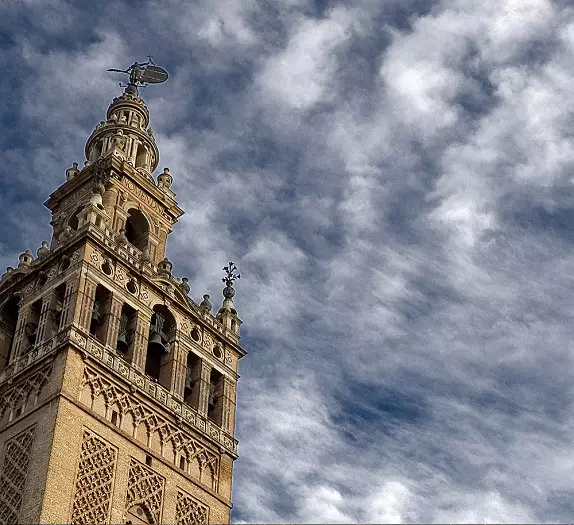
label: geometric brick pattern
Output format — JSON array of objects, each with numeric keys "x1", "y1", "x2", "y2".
[
  {"x1": 126, "y1": 458, "x2": 165, "y2": 524},
  {"x1": 176, "y1": 489, "x2": 209, "y2": 525},
  {"x1": 0, "y1": 426, "x2": 35, "y2": 524},
  {"x1": 71, "y1": 430, "x2": 117, "y2": 525}
]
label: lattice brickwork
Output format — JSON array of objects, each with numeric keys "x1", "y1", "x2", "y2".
[
  {"x1": 176, "y1": 489, "x2": 209, "y2": 525},
  {"x1": 0, "y1": 426, "x2": 35, "y2": 524},
  {"x1": 71, "y1": 430, "x2": 117, "y2": 525},
  {"x1": 126, "y1": 458, "x2": 165, "y2": 524}
]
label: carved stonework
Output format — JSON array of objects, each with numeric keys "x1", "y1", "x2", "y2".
[
  {"x1": 126, "y1": 459, "x2": 165, "y2": 524},
  {"x1": 175, "y1": 489, "x2": 209, "y2": 525},
  {"x1": 71, "y1": 430, "x2": 117, "y2": 525},
  {"x1": 0, "y1": 426, "x2": 35, "y2": 524},
  {"x1": 80, "y1": 367, "x2": 220, "y2": 488},
  {"x1": 0, "y1": 364, "x2": 53, "y2": 421}
]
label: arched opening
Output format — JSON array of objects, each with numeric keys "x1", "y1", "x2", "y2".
[
  {"x1": 90, "y1": 285, "x2": 112, "y2": 344},
  {"x1": 184, "y1": 352, "x2": 201, "y2": 409},
  {"x1": 125, "y1": 209, "x2": 149, "y2": 252},
  {"x1": 135, "y1": 143, "x2": 148, "y2": 169},
  {"x1": 68, "y1": 205, "x2": 84, "y2": 232},
  {"x1": 0, "y1": 296, "x2": 19, "y2": 371},
  {"x1": 47, "y1": 283, "x2": 66, "y2": 338},
  {"x1": 126, "y1": 504, "x2": 153, "y2": 524},
  {"x1": 89, "y1": 140, "x2": 103, "y2": 163},
  {"x1": 207, "y1": 368, "x2": 223, "y2": 425},
  {"x1": 23, "y1": 299, "x2": 42, "y2": 353},
  {"x1": 117, "y1": 303, "x2": 137, "y2": 360},
  {"x1": 145, "y1": 305, "x2": 176, "y2": 388}
]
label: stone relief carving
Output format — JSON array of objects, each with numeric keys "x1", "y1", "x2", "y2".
[
  {"x1": 80, "y1": 367, "x2": 220, "y2": 489},
  {"x1": 126, "y1": 459, "x2": 165, "y2": 525},
  {"x1": 175, "y1": 489, "x2": 209, "y2": 525},
  {"x1": 71, "y1": 430, "x2": 117, "y2": 525},
  {"x1": 0, "y1": 426, "x2": 35, "y2": 524},
  {"x1": 0, "y1": 364, "x2": 53, "y2": 421}
]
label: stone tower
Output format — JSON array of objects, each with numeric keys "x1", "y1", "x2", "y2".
[{"x1": 0, "y1": 80, "x2": 246, "y2": 524}]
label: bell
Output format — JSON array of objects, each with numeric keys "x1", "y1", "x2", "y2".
[
  {"x1": 117, "y1": 329, "x2": 129, "y2": 353},
  {"x1": 148, "y1": 331, "x2": 167, "y2": 354},
  {"x1": 91, "y1": 301, "x2": 103, "y2": 325}
]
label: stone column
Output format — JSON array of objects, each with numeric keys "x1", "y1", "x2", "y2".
[
  {"x1": 102, "y1": 185, "x2": 118, "y2": 219},
  {"x1": 35, "y1": 296, "x2": 51, "y2": 345},
  {"x1": 197, "y1": 361, "x2": 212, "y2": 416},
  {"x1": 131, "y1": 310, "x2": 151, "y2": 371},
  {"x1": 184, "y1": 356, "x2": 202, "y2": 410},
  {"x1": 104, "y1": 296, "x2": 123, "y2": 350},
  {"x1": 58, "y1": 281, "x2": 76, "y2": 331},
  {"x1": 220, "y1": 377, "x2": 237, "y2": 435},
  {"x1": 162, "y1": 339, "x2": 187, "y2": 400},
  {"x1": 76, "y1": 278, "x2": 98, "y2": 333},
  {"x1": 11, "y1": 306, "x2": 29, "y2": 360}
]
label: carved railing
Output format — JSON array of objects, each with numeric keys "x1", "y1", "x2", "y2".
[
  {"x1": 0, "y1": 332, "x2": 62, "y2": 386},
  {"x1": 0, "y1": 326, "x2": 238, "y2": 456}
]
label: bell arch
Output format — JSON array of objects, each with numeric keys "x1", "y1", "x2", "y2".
[
  {"x1": 125, "y1": 208, "x2": 150, "y2": 252},
  {"x1": 145, "y1": 305, "x2": 177, "y2": 388},
  {"x1": 0, "y1": 295, "x2": 19, "y2": 372}
]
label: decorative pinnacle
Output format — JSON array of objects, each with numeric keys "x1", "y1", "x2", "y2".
[{"x1": 222, "y1": 262, "x2": 240, "y2": 288}]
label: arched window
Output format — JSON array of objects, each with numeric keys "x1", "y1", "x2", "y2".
[
  {"x1": 135, "y1": 144, "x2": 148, "y2": 169},
  {"x1": 68, "y1": 205, "x2": 84, "y2": 232},
  {"x1": 125, "y1": 209, "x2": 149, "y2": 252},
  {"x1": 184, "y1": 352, "x2": 201, "y2": 408},
  {"x1": 47, "y1": 283, "x2": 66, "y2": 338},
  {"x1": 23, "y1": 299, "x2": 42, "y2": 353},
  {"x1": 0, "y1": 296, "x2": 19, "y2": 372},
  {"x1": 145, "y1": 305, "x2": 176, "y2": 388},
  {"x1": 90, "y1": 285, "x2": 112, "y2": 344},
  {"x1": 117, "y1": 303, "x2": 137, "y2": 360},
  {"x1": 126, "y1": 504, "x2": 153, "y2": 524},
  {"x1": 89, "y1": 140, "x2": 103, "y2": 163},
  {"x1": 207, "y1": 368, "x2": 223, "y2": 425}
]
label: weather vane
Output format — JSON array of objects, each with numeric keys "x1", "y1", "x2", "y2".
[
  {"x1": 222, "y1": 262, "x2": 241, "y2": 287},
  {"x1": 107, "y1": 56, "x2": 168, "y2": 94}
]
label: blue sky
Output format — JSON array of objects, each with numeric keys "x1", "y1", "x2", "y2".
[{"x1": 2, "y1": 0, "x2": 574, "y2": 522}]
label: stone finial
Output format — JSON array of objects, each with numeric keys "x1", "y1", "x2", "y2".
[
  {"x1": 66, "y1": 162, "x2": 80, "y2": 181},
  {"x1": 115, "y1": 228, "x2": 128, "y2": 246},
  {"x1": 18, "y1": 250, "x2": 34, "y2": 268},
  {"x1": 179, "y1": 277, "x2": 190, "y2": 294},
  {"x1": 89, "y1": 180, "x2": 106, "y2": 208},
  {"x1": 157, "y1": 167, "x2": 173, "y2": 190},
  {"x1": 158, "y1": 258, "x2": 173, "y2": 276},
  {"x1": 220, "y1": 262, "x2": 240, "y2": 312},
  {"x1": 58, "y1": 225, "x2": 73, "y2": 244},
  {"x1": 199, "y1": 294, "x2": 212, "y2": 313},
  {"x1": 36, "y1": 241, "x2": 50, "y2": 259}
]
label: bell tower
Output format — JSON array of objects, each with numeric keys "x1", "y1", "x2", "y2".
[{"x1": 0, "y1": 63, "x2": 246, "y2": 525}]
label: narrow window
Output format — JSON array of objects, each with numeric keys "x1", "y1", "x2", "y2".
[
  {"x1": 23, "y1": 299, "x2": 42, "y2": 352},
  {"x1": 90, "y1": 285, "x2": 112, "y2": 344},
  {"x1": 117, "y1": 303, "x2": 137, "y2": 360},
  {"x1": 0, "y1": 296, "x2": 19, "y2": 372},
  {"x1": 184, "y1": 352, "x2": 200, "y2": 409},
  {"x1": 135, "y1": 143, "x2": 147, "y2": 168},
  {"x1": 47, "y1": 283, "x2": 66, "y2": 338},
  {"x1": 207, "y1": 368, "x2": 223, "y2": 425}
]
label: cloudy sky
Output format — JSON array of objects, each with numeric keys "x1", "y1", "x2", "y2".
[{"x1": 2, "y1": 0, "x2": 574, "y2": 522}]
